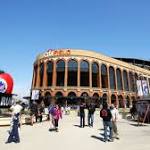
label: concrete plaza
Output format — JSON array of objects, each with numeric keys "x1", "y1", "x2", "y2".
[{"x1": 0, "y1": 111, "x2": 150, "y2": 150}]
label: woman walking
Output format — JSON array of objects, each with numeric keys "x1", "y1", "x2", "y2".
[
  {"x1": 51, "y1": 105, "x2": 62, "y2": 132},
  {"x1": 6, "y1": 113, "x2": 21, "y2": 143}
]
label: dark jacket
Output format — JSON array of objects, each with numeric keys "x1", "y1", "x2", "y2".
[
  {"x1": 100, "y1": 108, "x2": 112, "y2": 121},
  {"x1": 88, "y1": 104, "x2": 96, "y2": 115},
  {"x1": 79, "y1": 104, "x2": 85, "y2": 116}
]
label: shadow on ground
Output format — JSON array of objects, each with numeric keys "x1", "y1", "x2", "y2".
[
  {"x1": 73, "y1": 125, "x2": 89, "y2": 128},
  {"x1": 49, "y1": 128, "x2": 57, "y2": 132},
  {"x1": 91, "y1": 135, "x2": 104, "y2": 142},
  {"x1": 129, "y1": 123, "x2": 147, "y2": 127}
]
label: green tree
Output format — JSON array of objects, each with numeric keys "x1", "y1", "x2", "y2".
[{"x1": 0, "y1": 70, "x2": 5, "y2": 74}]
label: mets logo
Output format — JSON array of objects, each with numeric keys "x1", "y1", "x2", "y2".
[{"x1": 0, "y1": 78, "x2": 7, "y2": 93}]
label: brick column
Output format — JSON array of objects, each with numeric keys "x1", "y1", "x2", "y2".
[
  {"x1": 77, "y1": 60, "x2": 80, "y2": 87},
  {"x1": 107, "y1": 65, "x2": 111, "y2": 104},
  {"x1": 89, "y1": 61, "x2": 92, "y2": 88},
  {"x1": 116, "y1": 95, "x2": 119, "y2": 108},
  {"x1": 43, "y1": 61, "x2": 47, "y2": 88},
  {"x1": 99, "y1": 63, "x2": 101, "y2": 89},
  {"x1": 65, "y1": 60, "x2": 68, "y2": 88},
  {"x1": 121, "y1": 69, "x2": 124, "y2": 91},
  {"x1": 36, "y1": 61, "x2": 40, "y2": 88},
  {"x1": 127, "y1": 71, "x2": 131, "y2": 91},
  {"x1": 107, "y1": 65, "x2": 110, "y2": 89},
  {"x1": 52, "y1": 60, "x2": 56, "y2": 87},
  {"x1": 114, "y1": 67, "x2": 117, "y2": 91},
  {"x1": 31, "y1": 66, "x2": 35, "y2": 89}
]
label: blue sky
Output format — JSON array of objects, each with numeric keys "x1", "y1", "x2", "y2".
[{"x1": 0, "y1": 0, "x2": 150, "y2": 97}]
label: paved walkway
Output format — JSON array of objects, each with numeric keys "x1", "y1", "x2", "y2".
[{"x1": 0, "y1": 111, "x2": 150, "y2": 150}]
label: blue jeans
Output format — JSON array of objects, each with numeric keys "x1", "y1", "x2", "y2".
[
  {"x1": 103, "y1": 121, "x2": 113, "y2": 140},
  {"x1": 80, "y1": 115, "x2": 85, "y2": 127},
  {"x1": 88, "y1": 114, "x2": 94, "y2": 126}
]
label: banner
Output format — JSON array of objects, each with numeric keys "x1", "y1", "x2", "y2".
[
  {"x1": 0, "y1": 93, "x2": 12, "y2": 108},
  {"x1": 31, "y1": 90, "x2": 40, "y2": 100},
  {"x1": 136, "y1": 80, "x2": 143, "y2": 96},
  {"x1": 142, "y1": 80, "x2": 149, "y2": 96}
]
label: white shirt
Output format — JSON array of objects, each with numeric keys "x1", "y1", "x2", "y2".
[
  {"x1": 111, "y1": 108, "x2": 119, "y2": 121},
  {"x1": 10, "y1": 104, "x2": 23, "y2": 114}
]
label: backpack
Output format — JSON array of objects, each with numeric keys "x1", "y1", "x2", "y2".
[{"x1": 100, "y1": 109, "x2": 108, "y2": 118}]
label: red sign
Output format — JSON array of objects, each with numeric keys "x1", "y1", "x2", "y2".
[
  {"x1": 44, "y1": 49, "x2": 71, "y2": 57},
  {"x1": 0, "y1": 73, "x2": 13, "y2": 94}
]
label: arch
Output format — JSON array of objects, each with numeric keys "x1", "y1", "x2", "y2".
[
  {"x1": 67, "y1": 59, "x2": 78, "y2": 86},
  {"x1": 80, "y1": 60, "x2": 89, "y2": 86},
  {"x1": 123, "y1": 70, "x2": 129, "y2": 91},
  {"x1": 116, "y1": 68, "x2": 123, "y2": 90},
  {"x1": 101, "y1": 93, "x2": 108, "y2": 105},
  {"x1": 101, "y1": 64, "x2": 108, "y2": 88},
  {"x1": 55, "y1": 91, "x2": 64, "y2": 106},
  {"x1": 92, "y1": 62, "x2": 100, "y2": 87},
  {"x1": 56, "y1": 60, "x2": 65, "y2": 86},
  {"x1": 39, "y1": 62, "x2": 44, "y2": 87},
  {"x1": 67, "y1": 92, "x2": 78, "y2": 105},
  {"x1": 47, "y1": 61, "x2": 53, "y2": 86},
  {"x1": 109, "y1": 66, "x2": 116, "y2": 89},
  {"x1": 44, "y1": 92, "x2": 51, "y2": 106},
  {"x1": 118, "y1": 95, "x2": 124, "y2": 108},
  {"x1": 81, "y1": 92, "x2": 89, "y2": 98}
]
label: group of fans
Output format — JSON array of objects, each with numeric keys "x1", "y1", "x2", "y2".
[
  {"x1": 5, "y1": 100, "x2": 120, "y2": 144},
  {"x1": 79, "y1": 101, "x2": 120, "y2": 142}
]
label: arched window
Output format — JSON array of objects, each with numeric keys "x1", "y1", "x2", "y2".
[
  {"x1": 55, "y1": 92, "x2": 64, "y2": 105},
  {"x1": 123, "y1": 70, "x2": 129, "y2": 91},
  {"x1": 116, "y1": 68, "x2": 123, "y2": 90},
  {"x1": 129, "y1": 72, "x2": 135, "y2": 92},
  {"x1": 92, "y1": 62, "x2": 99, "y2": 87},
  {"x1": 68, "y1": 92, "x2": 77, "y2": 105},
  {"x1": 68, "y1": 60, "x2": 78, "y2": 86},
  {"x1": 44, "y1": 92, "x2": 51, "y2": 106},
  {"x1": 101, "y1": 64, "x2": 108, "y2": 88},
  {"x1": 47, "y1": 61, "x2": 53, "y2": 86},
  {"x1": 80, "y1": 60, "x2": 89, "y2": 86},
  {"x1": 109, "y1": 66, "x2": 116, "y2": 89},
  {"x1": 34, "y1": 65, "x2": 37, "y2": 87},
  {"x1": 56, "y1": 60, "x2": 65, "y2": 86},
  {"x1": 111, "y1": 94, "x2": 116, "y2": 104},
  {"x1": 39, "y1": 63, "x2": 44, "y2": 87}
]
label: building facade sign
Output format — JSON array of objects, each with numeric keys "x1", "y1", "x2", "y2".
[
  {"x1": 44, "y1": 49, "x2": 71, "y2": 58},
  {"x1": 0, "y1": 93, "x2": 12, "y2": 108},
  {"x1": 142, "y1": 80, "x2": 149, "y2": 96}
]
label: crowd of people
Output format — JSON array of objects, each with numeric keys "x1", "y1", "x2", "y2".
[{"x1": 5, "y1": 99, "x2": 120, "y2": 144}]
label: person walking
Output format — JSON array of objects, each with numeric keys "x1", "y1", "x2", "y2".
[
  {"x1": 110, "y1": 104, "x2": 120, "y2": 140},
  {"x1": 100, "y1": 103, "x2": 113, "y2": 142},
  {"x1": 6, "y1": 113, "x2": 21, "y2": 143},
  {"x1": 87, "y1": 103, "x2": 96, "y2": 127},
  {"x1": 79, "y1": 102, "x2": 86, "y2": 128},
  {"x1": 6, "y1": 101, "x2": 22, "y2": 144},
  {"x1": 52, "y1": 105, "x2": 62, "y2": 132}
]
